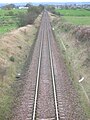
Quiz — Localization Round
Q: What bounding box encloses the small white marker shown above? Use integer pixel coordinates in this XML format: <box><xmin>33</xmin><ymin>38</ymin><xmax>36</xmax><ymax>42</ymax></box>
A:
<box><xmin>16</xmin><ymin>73</ymin><xmax>21</xmax><ymax>79</ymax></box>
<box><xmin>52</xmin><ymin>28</ymin><xmax>55</xmax><ymax>30</ymax></box>
<box><xmin>18</xmin><ymin>73</ymin><xmax>21</xmax><ymax>76</ymax></box>
<box><xmin>79</xmin><ymin>77</ymin><xmax>84</xmax><ymax>83</ymax></box>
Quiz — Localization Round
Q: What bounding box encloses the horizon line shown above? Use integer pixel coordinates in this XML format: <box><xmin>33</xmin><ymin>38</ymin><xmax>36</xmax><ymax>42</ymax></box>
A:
<box><xmin>0</xmin><ymin>1</ymin><xmax>90</xmax><ymax>3</ymax></box>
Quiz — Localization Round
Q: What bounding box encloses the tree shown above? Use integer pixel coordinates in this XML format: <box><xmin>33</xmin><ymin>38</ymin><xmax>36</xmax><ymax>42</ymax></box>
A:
<box><xmin>2</xmin><ymin>4</ymin><xmax>16</xmax><ymax>10</ymax></box>
<box><xmin>18</xmin><ymin>6</ymin><xmax>44</xmax><ymax>27</ymax></box>
<box><xmin>39</xmin><ymin>4</ymin><xmax>44</xmax><ymax>10</ymax></box>
<box><xmin>46</xmin><ymin>6</ymin><xmax>55</xmax><ymax>13</ymax></box>
<box><xmin>25</xmin><ymin>3</ymin><xmax>32</xmax><ymax>8</ymax></box>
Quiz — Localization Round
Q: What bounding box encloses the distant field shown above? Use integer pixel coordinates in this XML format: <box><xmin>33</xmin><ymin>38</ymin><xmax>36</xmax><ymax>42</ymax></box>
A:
<box><xmin>56</xmin><ymin>9</ymin><xmax>90</xmax><ymax>25</ymax></box>
<box><xmin>63</xmin><ymin>16</ymin><xmax>90</xmax><ymax>25</ymax></box>
<box><xmin>0</xmin><ymin>9</ymin><xmax>27</xmax><ymax>35</ymax></box>
<box><xmin>56</xmin><ymin>9</ymin><xmax>90</xmax><ymax>16</ymax></box>
<box><xmin>0</xmin><ymin>9</ymin><xmax>27</xmax><ymax>16</ymax></box>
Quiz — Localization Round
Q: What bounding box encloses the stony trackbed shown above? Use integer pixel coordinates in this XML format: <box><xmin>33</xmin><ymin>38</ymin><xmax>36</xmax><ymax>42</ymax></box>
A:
<box><xmin>12</xmin><ymin>11</ymin><xmax>85</xmax><ymax>120</ymax></box>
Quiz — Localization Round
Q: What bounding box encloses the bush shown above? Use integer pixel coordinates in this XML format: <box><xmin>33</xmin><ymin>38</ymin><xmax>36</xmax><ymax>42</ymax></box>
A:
<box><xmin>73</xmin><ymin>27</ymin><xmax>90</xmax><ymax>42</ymax></box>
<box><xmin>9</xmin><ymin>56</ymin><xmax>15</xmax><ymax>62</ymax></box>
<box><xmin>17</xmin><ymin>46</ymin><xmax>22</xmax><ymax>49</ymax></box>
<box><xmin>8</xmin><ymin>11</ymin><xmax>14</xmax><ymax>16</ymax></box>
<box><xmin>17</xmin><ymin>12</ymin><xmax>37</xmax><ymax>27</ymax></box>
<box><xmin>46</xmin><ymin>6</ymin><xmax>55</xmax><ymax>13</ymax></box>
<box><xmin>17</xmin><ymin>6</ymin><xmax>44</xmax><ymax>27</ymax></box>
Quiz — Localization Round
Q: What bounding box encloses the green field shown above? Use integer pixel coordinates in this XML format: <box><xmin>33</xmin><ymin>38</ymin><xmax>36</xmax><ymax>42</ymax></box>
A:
<box><xmin>0</xmin><ymin>9</ymin><xmax>27</xmax><ymax>16</ymax></box>
<box><xmin>0</xmin><ymin>16</ymin><xmax>17</xmax><ymax>34</ymax></box>
<box><xmin>56</xmin><ymin>9</ymin><xmax>90</xmax><ymax>25</ymax></box>
<box><xmin>63</xmin><ymin>16</ymin><xmax>90</xmax><ymax>25</ymax></box>
<box><xmin>56</xmin><ymin>9</ymin><xmax>90</xmax><ymax>16</ymax></box>
<box><xmin>0</xmin><ymin>9</ymin><xmax>27</xmax><ymax>35</ymax></box>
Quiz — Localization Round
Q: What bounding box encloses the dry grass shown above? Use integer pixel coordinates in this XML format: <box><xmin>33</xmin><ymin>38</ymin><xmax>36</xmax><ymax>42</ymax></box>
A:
<box><xmin>50</xmin><ymin>14</ymin><xmax>90</xmax><ymax>119</ymax></box>
<box><xmin>0</xmin><ymin>14</ymin><xmax>41</xmax><ymax>120</ymax></box>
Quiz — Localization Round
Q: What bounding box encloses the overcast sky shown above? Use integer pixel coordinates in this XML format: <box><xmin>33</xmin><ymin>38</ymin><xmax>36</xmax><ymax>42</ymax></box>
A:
<box><xmin>0</xmin><ymin>0</ymin><xmax>90</xmax><ymax>3</ymax></box>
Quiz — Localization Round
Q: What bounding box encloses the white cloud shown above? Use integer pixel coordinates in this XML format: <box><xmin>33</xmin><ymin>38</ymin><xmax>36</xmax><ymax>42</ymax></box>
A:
<box><xmin>0</xmin><ymin>0</ymin><xmax>90</xmax><ymax>3</ymax></box>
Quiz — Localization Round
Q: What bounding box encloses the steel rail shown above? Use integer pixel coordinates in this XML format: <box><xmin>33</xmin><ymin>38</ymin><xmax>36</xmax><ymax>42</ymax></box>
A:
<box><xmin>46</xmin><ymin>13</ymin><xmax>59</xmax><ymax>120</ymax></box>
<box><xmin>32</xmin><ymin>11</ymin><xmax>59</xmax><ymax>120</ymax></box>
<box><xmin>32</xmin><ymin>28</ymin><xmax>43</xmax><ymax>120</ymax></box>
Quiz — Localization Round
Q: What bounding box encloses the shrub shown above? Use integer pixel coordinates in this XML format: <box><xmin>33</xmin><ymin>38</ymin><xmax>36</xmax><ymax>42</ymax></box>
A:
<box><xmin>73</xmin><ymin>27</ymin><xmax>90</xmax><ymax>42</ymax></box>
<box><xmin>8</xmin><ymin>11</ymin><xmax>14</xmax><ymax>16</ymax></box>
<box><xmin>18</xmin><ymin>46</ymin><xmax>22</xmax><ymax>49</ymax></box>
<box><xmin>17</xmin><ymin>6</ymin><xmax>44</xmax><ymax>27</ymax></box>
<box><xmin>9</xmin><ymin>56</ymin><xmax>15</xmax><ymax>62</ymax></box>
<box><xmin>17</xmin><ymin>12</ymin><xmax>37</xmax><ymax>27</ymax></box>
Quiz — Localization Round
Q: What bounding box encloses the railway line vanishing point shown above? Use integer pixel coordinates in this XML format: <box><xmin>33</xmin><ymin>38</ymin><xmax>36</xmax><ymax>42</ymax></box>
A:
<box><xmin>13</xmin><ymin>11</ymin><xmax>85</xmax><ymax>120</ymax></box>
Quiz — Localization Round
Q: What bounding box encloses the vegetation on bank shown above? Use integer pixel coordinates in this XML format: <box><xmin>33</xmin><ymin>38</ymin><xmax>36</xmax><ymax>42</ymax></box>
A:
<box><xmin>0</xmin><ymin>5</ymin><xmax>43</xmax><ymax>120</ymax></box>
<box><xmin>0</xmin><ymin>25</ymin><xmax>37</xmax><ymax>119</ymax></box>
<box><xmin>0</xmin><ymin>5</ymin><xmax>44</xmax><ymax>35</ymax></box>
<box><xmin>0</xmin><ymin>9</ymin><xmax>27</xmax><ymax>35</ymax></box>
<box><xmin>17</xmin><ymin>5</ymin><xmax>44</xmax><ymax>27</ymax></box>
<box><xmin>50</xmin><ymin>13</ymin><xmax>90</xmax><ymax>119</ymax></box>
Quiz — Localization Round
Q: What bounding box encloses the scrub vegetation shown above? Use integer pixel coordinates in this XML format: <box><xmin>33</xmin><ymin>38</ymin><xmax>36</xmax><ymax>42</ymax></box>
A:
<box><xmin>49</xmin><ymin>12</ymin><xmax>90</xmax><ymax>119</ymax></box>
<box><xmin>0</xmin><ymin>5</ymin><xmax>43</xmax><ymax>119</ymax></box>
<box><xmin>0</xmin><ymin>5</ymin><xmax>44</xmax><ymax>35</ymax></box>
<box><xmin>0</xmin><ymin>9</ymin><xmax>27</xmax><ymax>35</ymax></box>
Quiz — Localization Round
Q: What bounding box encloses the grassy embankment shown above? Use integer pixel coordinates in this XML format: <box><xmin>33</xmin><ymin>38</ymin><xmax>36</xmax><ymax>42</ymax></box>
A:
<box><xmin>0</xmin><ymin>9</ymin><xmax>27</xmax><ymax>35</ymax></box>
<box><xmin>50</xmin><ymin>9</ymin><xmax>90</xmax><ymax>119</ymax></box>
<box><xmin>0</xmin><ymin>9</ymin><xmax>41</xmax><ymax>120</ymax></box>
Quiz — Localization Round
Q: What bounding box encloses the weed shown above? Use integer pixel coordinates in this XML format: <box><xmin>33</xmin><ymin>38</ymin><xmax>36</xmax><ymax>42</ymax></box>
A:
<box><xmin>9</xmin><ymin>56</ymin><xmax>15</xmax><ymax>62</ymax></box>
<box><xmin>17</xmin><ymin>46</ymin><xmax>22</xmax><ymax>49</ymax></box>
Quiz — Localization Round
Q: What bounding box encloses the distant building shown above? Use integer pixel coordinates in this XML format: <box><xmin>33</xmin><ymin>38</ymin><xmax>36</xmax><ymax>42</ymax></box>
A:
<box><xmin>19</xmin><ymin>7</ymin><xmax>28</xmax><ymax>9</ymax></box>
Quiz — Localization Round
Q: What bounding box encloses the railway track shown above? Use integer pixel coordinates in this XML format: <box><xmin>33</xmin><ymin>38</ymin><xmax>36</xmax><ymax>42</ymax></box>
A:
<box><xmin>13</xmin><ymin>11</ymin><xmax>85</xmax><ymax>120</ymax></box>
<box><xmin>32</xmin><ymin>11</ymin><xmax>59</xmax><ymax>120</ymax></box>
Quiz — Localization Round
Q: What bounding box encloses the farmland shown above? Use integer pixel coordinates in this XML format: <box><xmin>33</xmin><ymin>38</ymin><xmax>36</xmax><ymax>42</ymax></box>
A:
<box><xmin>55</xmin><ymin>9</ymin><xmax>90</xmax><ymax>25</ymax></box>
<box><xmin>63</xmin><ymin>16</ymin><xmax>90</xmax><ymax>25</ymax></box>
<box><xmin>56</xmin><ymin>9</ymin><xmax>90</xmax><ymax>16</ymax></box>
<box><xmin>0</xmin><ymin>9</ymin><xmax>27</xmax><ymax>35</ymax></box>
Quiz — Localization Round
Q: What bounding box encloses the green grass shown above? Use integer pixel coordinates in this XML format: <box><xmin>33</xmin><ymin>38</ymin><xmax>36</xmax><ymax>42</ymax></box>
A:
<box><xmin>0</xmin><ymin>9</ymin><xmax>27</xmax><ymax>16</ymax></box>
<box><xmin>56</xmin><ymin>9</ymin><xmax>90</xmax><ymax>16</ymax></box>
<box><xmin>55</xmin><ymin>9</ymin><xmax>90</xmax><ymax>25</ymax></box>
<box><xmin>0</xmin><ymin>88</ymin><xmax>13</xmax><ymax>120</ymax></box>
<box><xmin>63</xmin><ymin>16</ymin><xmax>90</xmax><ymax>25</ymax></box>
<box><xmin>0</xmin><ymin>23</ymin><xmax>17</xmax><ymax>35</ymax></box>
<box><xmin>0</xmin><ymin>9</ymin><xmax>27</xmax><ymax>35</ymax></box>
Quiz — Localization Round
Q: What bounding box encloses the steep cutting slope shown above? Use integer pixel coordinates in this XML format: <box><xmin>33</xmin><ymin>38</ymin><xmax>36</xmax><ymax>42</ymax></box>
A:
<box><xmin>0</xmin><ymin>14</ymin><xmax>41</xmax><ymax>120</ymax></box>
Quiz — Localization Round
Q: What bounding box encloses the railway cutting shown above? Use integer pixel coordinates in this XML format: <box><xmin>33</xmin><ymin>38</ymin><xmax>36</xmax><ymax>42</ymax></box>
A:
<box><xmin>12</xmin><ymin>10</ymin><xmax>85</xmax><ymax>120</ymax></box>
